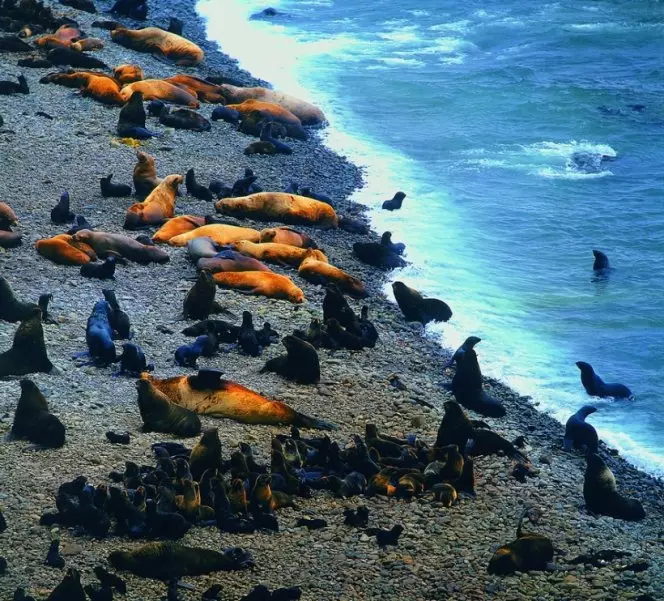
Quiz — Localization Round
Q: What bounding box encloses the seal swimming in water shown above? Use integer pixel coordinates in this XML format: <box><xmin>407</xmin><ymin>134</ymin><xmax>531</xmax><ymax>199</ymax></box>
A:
<box><xmin>564</xmin><ymin>406</ymin><xmax>598</xmax><ymax>453</ymax></box>
<box><xmin>10</xmin><ymin>379</ymin><xmax>65</xmax><ymax>448</ymax></box>
<box><xmin>392</xmin><ymin>281</ymin><xmax>451</xmax><ymax>324</ymax></box>
<box><xmin>575</xmin><ymin>361</ymin><xmax>632</xmax><ymax>399</ymax></box>
<box><xmin>0</xmin><ymin>309</ymin><xmax>55</xmax><ymax>378</ymax></box>
<box><xmin>592</xmin><ymin>249</ymin><xmax>612</xmax><ymax>274</ymax></box>
<box><xmin>135</xmin><ymin>379</ymin><xmax>201</xmax><ymax>437</ymax></box>
<box><xmin>584</xmin><ymin>453</ymin><xmax>645</xmax><ymax>521</ymax></box>
<box><xmin>382</xmin><ymin>192</ymin><xmax>406</xmax><ymax>211</ymax></box>
<box><xmin>261</xmin><ymin>335</ymin><xmax>320</xmax><ymax>384</ymax></box>
<box><xmin>141</xmin><ymin>370</ymin><xmax>336</xmax><ymax>429</ymax></box>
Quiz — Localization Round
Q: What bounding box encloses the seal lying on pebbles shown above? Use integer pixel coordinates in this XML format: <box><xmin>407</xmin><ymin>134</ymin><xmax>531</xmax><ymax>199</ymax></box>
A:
<box><xmin>100</xmin><ymin>174</ymin><xmax>132</xmax><ymax>197</ymax></box>
<box><xmin>36</xmin><ymin>233</ymin><xmax>96</xmax><ymax>265</ymax></box>
<box><xmin>299</xmin><ymin>249</ymin><xmax>367</xmax><ymax>298</ymax></box>
<box><xmin>111</xmin><ymin>27</ymin><xmax>205</xmax><ymax>66</ymax></box>
<box><xmin>0</xmin><ymin>74</ymin><xmax>29</xmax><ymax>95</ymax></box>
<box><xmin>168</xmin><ymin>224</ymin><xmax>260</xmax><ymax>247</ymax></box>
<box><xmin>213</xmin><ymin>271</ymin><xmax>305</xmax><ymax>304</ymax></box>
<box><xmin>136</xmin><ymin>379</ymin><xmax>202</xmax><ymax>437</ymax></box>
<box><xmin>564</xmin><ymin>405</ymin><xmax>598</xmax><ymax>453</ymax></box>
<box><xmin>575</xmin><ymin>361</ymin><xmax>632</xmax><ymax>399</ymax></box>
<box><xmin>40</xmin><ymin>71</ymin><xmax>125</xmax><ymax>106</ymax></box>
<box><xmin>47</xmin><ymin>46</ymin><xmax>108</xmax><ymax>69</ymax></box>
<box><xmin>163</xmin><ymin>74</ymin><xmax>226</xmax><ymax>103</ymax></box>
<box><xmin>80</xmin><ymin>256</ymin><xmax>116</xmax><ymax>280</ymax></box>
<box><xmin>141</xmin><ymin>370</ymin><xmax>336</xmax><ymax>429</ymax></box>
<box><xmin>72</xmin><ymin>230</ymin><xmax>169</xmax><ymax>264</ymax></box>
<box><xmin>259</xmin><ymin>226</ymin><xmax>317</xmax><ymax>248</ymax></box>
<box><xmin>120</xmin><ymin>79</ymin><xmax>200</xmax><ymax>108</ymax></box>
<box><xmin>158</xmin><ymin>105</ymin><xmax>211</xmax><ymax>132</ymax></box>
<box><xmin>392</xmin><ymin>281</ymin><xmax>451</xmax><ymax>324</ymax></box>
<box><xmin>198</xmin><ymin>249</ymin><xmax>272</xmax><ymax>274</ymax></box>
<box><xmin>487</xmin><ymin>509</ymin><xmax>554</xmax><ymax>575</ymax></box>
<box><xmin>0</xmin><ymin>309</ymin><xmax>55</xmax><ymax>378</ymax></box>
<box><xmin>0</xmin><ymin>201</ymin><xmax>18</xmax><ymax>228</ymax></box>
<box><xmin>114</xmin><ymin>63</ymin><xmax>144</xmax><ymax>83</ymax></box>
<box><xmin>9</xmin><ymin>379</ymin><xmax>65</xmax><ymax>448</ymax></box>
<box><xmin>0</xmin><ymin>276</ymin><xmax>38</xmax><ymax>322</ymax></box>
<box><xmin>124</xmin><ymin>174</ymin><xmax>182</xmax><ymax>230</ymax></box>
<box><xmin>153</xmin><ymin>215</ymin><xmax>205</xmax><ymax>243</ymax></box>
<box><xmin>353</xmin><ymin>232</ymin><xmax>406</xmax><ymax>270</ymax></box>
<box><xmin>261</xmin><ymin>335</ymin><xmax>320</xmax><ymax>384</ymax></box>
<box><xmin>584</xmin><ymin>453</ymin><xmax>645</xmax><ymax>521</ymax></box>
<box><xmin>234</xmin><ymin>240</ymin><xmax>320</xmax><ymax>267</ymax></box>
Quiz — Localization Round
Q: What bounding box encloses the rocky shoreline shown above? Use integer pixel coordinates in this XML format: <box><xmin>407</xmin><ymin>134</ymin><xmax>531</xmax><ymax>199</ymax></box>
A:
<box><xmin>0</xmin><ymin>1</ymin><xmax>663</xmax><ymax>600</ymax></box>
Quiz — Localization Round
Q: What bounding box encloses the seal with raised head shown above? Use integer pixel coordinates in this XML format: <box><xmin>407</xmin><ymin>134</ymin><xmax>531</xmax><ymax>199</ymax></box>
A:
<box><xmin>100</xmin><ymin>174</ymin><xmax>132</xmax><ymax>197</ymax></box>
<box><xmin>113</xmin><ymin>64</ymin><xmax>144</xmax><ymax>84</ymax></box>
<box><xmin>213</xmin><ymin>271</ymin><xmax>304</xmax><ymax>304</ymax></box>
<box><xmin>564</xmin><ymin>405</ymin><xmax>598</xmax><ymax>453</ymax></box>
<box><xmin>111</xmin><ymin>26</ymin><xmax>204</xmax><ymax>65</ymax></box>
<box><xmin>299</xmin><ymin>249</ymin><xmax>367</xmax><ymax>298</ymax></box>
<box><xmin>124</xmin><ymin>174</ymin><xmax>183</xmax><ymax>230</ymax></box>
<box><xmin>185</xmin><ymin>169</ymin><xmax>214</xmax><ymax>201</ymax></box>
<box><xmin>117</xmin><ymin>90</ymin><xmax>159</xmax><ymax>139</ymax></box>
<box><xmin>85</xmin><ymin>300</ymin><xmax>117</xmax><ymax>365</ymax></box>
<box><xmin>10</xmin><ymin>379</ymin><xmax>65</xmax><ymax>448</ymax></box>
<box><xmin>184</xmin><ymin>270</ymin><xmax>222</xmax><ymax>320</ymax></box>
<box><xmin>392</xmin><ymin>281</ymin><xmax>451</xmax><ymax>324</ymax></box>
<box><xmin>261</xmin><ymin>335</ymin><xmax>320</xmax><ymax>384</ymax></box>
<box><xmin>353</xmin><ymin>234</ymin><xmax>406</xmax><ymax>270</ymax></box>
<box><xmin>0</xmin><ymin>309</ymin><xmax>55</xmax><ymax>378</ymax></box>
<box><xmin>133</xmin><ymin>151</ymin><xmax>162</xmax><ymax>197</ymax></box>
<box><xmin>382</xmin><ymin>191</ymin><xmax>406</xmax><ymax>211</ymax></box>
<box><xmin>136</xmin><ymin>379</ymin><xmax>201</xmax><ymax>437</ymax></box>
<box><xmin>0</xmin><ymin>277</ymin><xmax>38</xmax><ymax>322</ymax></box>
<box><xmin>592</xmin><ymin>249</ymin><xmax>611</xmax><ymax>272</ymax></box>
<box><xmin>189</xmin><ymin>427</ymin><xmax>223</xmax><ymax>480</ymax></box>
<box><xmin>141</xmin><ymin>370</ymin><xmax>335</xmax><ymax>429</ymax></box>
<box><xmin>575</xmin><ymin>361</ymin><xmax>632</xmax><ymax>399</ymax></box>
<box><xmin>584</xmin><ymin>453</ymin><xmax>645</xmax><ymax>521</ymax></box>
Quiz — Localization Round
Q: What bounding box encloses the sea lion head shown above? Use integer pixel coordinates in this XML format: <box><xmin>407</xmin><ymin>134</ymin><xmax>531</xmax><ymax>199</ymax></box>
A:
<box><xmin>463</xmin><ymin>336</ymin><xmax>482</xmax><ymax>350</ymax></box>
<box><xmin>578</xmin><ymin>405</ymin><xmax>597</xmax><ymax>418</ymax></box>
<box><xmin>71</xmin><ymin>229</ymin><xmax>93</xmax><ymax>244</ymax></box>
<box><xmin>163</xmin><ymin>174</ymin><xmax>184</xmax><ymax>190</ymax></box>
<box><xmin>575</xmin><ymin>361</ymin><xmax>593</xmax><ymax>374</ymax></box>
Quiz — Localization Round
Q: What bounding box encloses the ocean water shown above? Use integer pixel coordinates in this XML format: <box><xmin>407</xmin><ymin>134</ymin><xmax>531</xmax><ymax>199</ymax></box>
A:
<box><xmin>197</xmin><ymin>0</ymin><xmax>664</xmax><ymax>476</ymax></box>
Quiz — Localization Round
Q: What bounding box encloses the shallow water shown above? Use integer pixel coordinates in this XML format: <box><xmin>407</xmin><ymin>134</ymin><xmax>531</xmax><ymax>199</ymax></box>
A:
<box><xmin>198</xmin><ymin>0</ymin><xmax>664</xmax><ymax>475</ymax></box>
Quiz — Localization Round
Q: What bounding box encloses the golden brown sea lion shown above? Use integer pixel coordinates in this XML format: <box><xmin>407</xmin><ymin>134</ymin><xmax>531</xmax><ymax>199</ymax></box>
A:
<box><xmin>133</xmin><ymin>151</ymin><xmax>162</xmax><ymax>197</ymax></box>
<box><xmin>233</xmin><ymin>240</ymin><xmax>324</xmax><ymax>267</ymax></box>
<box><xmin>136</xmin><ymin>379</ymin><xmax>201</xmax><ymax>437</ymax></box>
<box><xmin>119</xmin><ymin>79</ymin><xmax>200</xmax><ymax>108</ymax></box>
<box><xmin>167</xmin><ymin>224</ymin><xmax>260</xmax><ymax>247</ymax></box>
<box><xmin>141</xmin><ymin>370</ymin><xmax>336</xmax><ymax>429</ymax></box>
<box><xmin>212</xmin><ymin>271</ymin><xmax>304</xmax><ymax>303</ymax></box>
<box><xmin>152</xmin><ymin>215</ymin><xmax>205</xmax><ymax>243</ymax></box>
<box><xmin>70</xmin><ymin>38</ymin><xmax>104</xmax><ymax>52</ymax></box>
<box><xmin>163</xmin><ymin>75</ymin><xmax>226</xmax><ymax>103</ymax></box>
<box><xmin>35</xmin><ymin>234</ymin><xmax>96</xmax><ymax>265</ymax></box>
<box><xmin>72</xmin><ymin>230</ymin><xmax>170</xmax><ymax>264</ymax></box>
<box><xmin>34</xmin><ymin>25</ymin><xmax>82</xmax><ymax>49</ymax></box>
<box><xmin>259</xmin><ymin>226</ymin><xmax>317</xmax><ymax>249</ymax></box>
<box><xmin>113</xmin><ymin>64</ymin><xmax>145</xmax><ymax>84</ymax></box>
<box><xmin>111</xmin><ymin>26</ymin><xmax>205</xmax><ymax>66</ymax></box>
<box><xmin>0</xmin><ymin>309</ymin><xmax>55</xmax><ymax>379</ymax></box>
<box><xmin>298</xmin><ymin>249</ymin><xmax>367</xmax><ymax>297</ymax></box>
<box><xmin>40</xmin><ymin>71</ymin><xmax>125</xmax><ymax>106</ymax></box>
<box><xmin>124</xmin><ymin>174</ymin><xmax>183</xmax><ymax>230</ymax></box>
<box><xmin>215</xmin><ymin>193</ymin><xmax>338</xmax><ymax>229</ymax></box>
<box><xmin>0</xmin><ymin>202</ymin><xmax>18</xmax><ymax>226</ymax></box>
<box><xmin>189</xmin><ymin>427</ymin><xmax>223</xmax><ymax>480</ymax></box>
<box><xmin>226</xmin><ymin>99</ymin><xmax>304</xmax><ymax>136</ymax></box>
<box><xmin>219</xmin><ymin>84</ymin><xmax>326</xmax><ymax>126</ymax></box>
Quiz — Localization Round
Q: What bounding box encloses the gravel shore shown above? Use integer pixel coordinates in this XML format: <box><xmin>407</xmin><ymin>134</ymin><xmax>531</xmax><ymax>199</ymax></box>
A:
<box><xmin>0</xmin><ymin>1</ymin><xmax>663</xmax><ymax>600</ymax></box>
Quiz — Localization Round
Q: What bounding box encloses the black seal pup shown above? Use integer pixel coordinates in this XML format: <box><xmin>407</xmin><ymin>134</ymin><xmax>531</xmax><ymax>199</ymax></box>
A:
<box><xmin>261</xmin><ymin>335</ymin><xmax>320</xmax><ymax>384</ymax></box>
<box><xmin>487</xmin><ymin>509</ymin><xmax>554</xmax><ymax>575</ymax></box>
<box><xmin>100</xmin><ymin>174</ymin><xmax>132</xmax><ymax>197</ymax></box>
<box><xmin>564</xmin><ymin>405</ymin><xmax>598</xmax><ymax>453</ymax></box>
<box><xmin>102</xmin><ymin>289</ymin><xmax>132</xmax><ymax>340</ymax></box>
<box><xmin>381</xmin><ymin>191</ymin><xmax>406</xmax><ymax>211</ymax></box>
<box><xmin>10</xmin><ymin>379</ymin><xmax>65</xmax><ymax>448</ymax></box>
<box><xmin>392</xmin><ymin>281</ymin><xmax>452</xmax><ymax>324</ymax></box>
<box><xmin>185</xmin><ymin>168</ymin><xmax>214</xmax><ymax>201</ymax></box>
<box><xmin>575</xmin><ymin>361</ymin><xmax>632</xmax><ymax>398</ymax></box>
<box><xmin>80</xmin><ymin>256</ymin><xmax>116</xmax><ymax>279</ymax></box>
<box><xmin>0</xmin><ymin>309</ymin><xmax>55</xmax><ymax>378</ymax></box>
<box><xmin>47</xmin><ymin>47</ymin><xmax>108</xmax><ymax>69</ymax></box>
<box><xmin>353</xmin><ymin>233</ymin><xmax>406</xmax><ymax>270</ymax></box>
<box><xmin>584</xmin><ymin>453</ymin><xmax>645</xmax><ymax>521</ymax></box>
<box><xmin>174</xmin><ymin>336</ymin><xmax>211</xmax><ymax>368</ymax></box>
<box><xmin>47</xmin><ymin>568</ymin><xmax>86</xmax><ymax>600</ymax></box>
<box><xmin>115</xmin><ymin>342</ymin><xmax>153</xmax><ymax>376</ymax></box>
<box><xmin>0</xmin><ymin>74</ymin><xmax>29</xmax><ymax>95</ymax></box>
<box><xmin>50</xmin><ymin>191</ymin><xmax>75</xmax><ymax>224</ymax></box>
<box><xmin>85</xmin><ymin>300</ymin><xmax>116</xmax><ymax>365</ymax></box>
<box><xmin>67</xmin><ymin>215</ymin><xmax>95</xmax><ymax>235</ymax></box>
<box><xmin>160</xmin><ymin>106</ymin><xmax>211</xmax><ymax>132</ymax></box>
<box><xmin>211</xmin><ymin>105</ymin><xmax>240</xmax><ymax>124</ymax></box>
<box><xmin>183</xmin><ymin>270</ymin><xmax>225</xmax><ymax>320</ymax></box>
<box><xmin>117</xmin><ymin>90</ymin><xmax>159</xmax><ymax>139</ymax></box>
<box><xmin>259</xmin><ymin>121</ymin><xmax>292</xmax><ymax>154</ymax></box>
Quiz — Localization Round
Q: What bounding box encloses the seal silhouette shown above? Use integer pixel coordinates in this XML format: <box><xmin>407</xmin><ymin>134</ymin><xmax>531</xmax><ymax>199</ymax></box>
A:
<box><xmin>575</xmin><ymin>361</ymin><xmax>632</xmax><ymax>399</ymax></box>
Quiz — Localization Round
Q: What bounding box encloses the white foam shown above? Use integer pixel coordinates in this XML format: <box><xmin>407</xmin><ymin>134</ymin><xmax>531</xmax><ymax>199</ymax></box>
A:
<box><xmin>376</xmin><ymin>57</ymin><xmax>425</xmax><ymax>67</ymax></box>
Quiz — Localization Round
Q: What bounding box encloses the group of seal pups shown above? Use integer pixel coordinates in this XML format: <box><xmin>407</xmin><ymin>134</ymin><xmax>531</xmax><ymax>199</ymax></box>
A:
<box><xmin>0</xmin><ymin>0</ymin><xmax>652</xmax><ymax>599</ymax></box>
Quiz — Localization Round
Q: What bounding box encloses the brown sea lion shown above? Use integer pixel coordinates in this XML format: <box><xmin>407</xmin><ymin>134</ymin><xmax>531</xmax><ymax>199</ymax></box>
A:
<box><xmin>111</xmin><ymin>27</ymin><xmax>205</xmax><ymax>65</ymax></box>
<box><xmin>124</xmin><ymin>174</ymin><xmax>183</xmax><ymax>229</ymax></box>
<box><xmin>261</xmin><ymin>335</ymin><xmax>320</xmax><ymax>384</ymax></box>
<box><xmin>197</xmin><ymin>250</ymin><xmax>272</xmax><ymax>274</ymax></box>
<box><xmin>167</xmin><ymin>224</ymin><xmax>260</xmax><ymax>247</ymax></box>
<box><xmin>0</xmin><ymin>309</ymin><xmax>55</xmax><ymax>379</ymax></box>
<box><xmin>212</xmin><ymin>271</ymin><xmax>304</xmax><ymax>303</ymax></box>
<box><xmin>215</xmin><ymin>193</ymin><xmax>338</xmax><ymax>229</ymax></box>
<box><xmin>0</xmin><ymin>277</ymin><xmax>38</xmax><ymax>322</ymax></box>
<box><xmin>72</xmin><ymin>230</ymin><xmax>170</xmax><ymax>264</ymax></box>
<box><xmin>135</xmin><ymin>379</ymin><xmax>201</xmax><ymax>437</ymax></box>
<box><xmin>233</xmin><ymin>240</ymin><xmax>323</xmax><ymax>267</ymax></box>
<box><xmin>0</xmin><ymin>202</ymin><xmax>18</xmax><ymax>227</ymax></box>
<box><xmin>133</xmin><ymin>151</ymin><xmax>162</xmax><ymax>197</ymax></box>
<box><xmin>70</xmin><ymin>38</ymin><xmax>104</xmax><ymax>52</ymax></box>
<box><xmin>10</xmin><ymin>379</ymin><xmax>65</xmax><ymax>448</ymax></box>
<box><xmin>35</xmin><ymin>25</ymin><xmax>82</xmax><ymax>49</ymax></box>
<box><xmin>0</xmin><ymin>231</ymin><xmax>21</xmax><ymax>248</ymax></box>
<box><xmin>152</xmin><ymin>215</ymin><xmax>205</xmax><ymax>243</ymax></box>
<box><xmin>183</xmin><ymin>270</ymin><xmax>223</xmax><ymax>320</ymax></box>
<box><xmin>219</xmin><ymin>84</ymin><xmax>326</xmax><ymax>126</ymax></box>
<box><xmin>163</xmin><ymin>75</ymin><xmax>226</xmax><ymax>103</ymax></box>
<box><xmin>35</xmin><ymin>234</ymin><xmax>97</xmax><ymax>265</ymax></box>
<box><xmin>119</xmin><ymin>79</ymin><xmax>200</xmax><ymax>107</ymax></box>
<box><xmin>189</xmin><ymin>427</ymin><xmax>223</xmax><ymax>480</ymax></box>
<box><xmin>40</xmin><ymin>71</ymin><xmax>125</xmax><ymax>106</ymax></box>
<box><xmin>141</xmin><ymin>370</ymin><xmax>336</xmax><ymax>429</ymax></box>
<box><xmin>259</xmin><ymin>226</ymin><xmax>317</xmax><ymax>249</ymax></box>
<box><xmin>229</xmin><ymin>100</ymin><xmax>306</xmax><ymax>139</ymax></box>
<box><xmin>113</xmin><ymin>64</ymin><xmax>145</xmax><ymax>84</ymax></box>
<box><xmin>299</xmin><ymin>249</ymin><xmax>367</xmax><ymax>298</ymax></box>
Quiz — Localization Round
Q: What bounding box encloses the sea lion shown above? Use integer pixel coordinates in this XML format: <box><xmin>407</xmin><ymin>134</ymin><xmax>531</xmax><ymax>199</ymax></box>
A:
<box><xmin>124</xmin><ymin>174</ymin><xmax>183</xmax><ymax>229</ymax></box>
<box><xmin>142</xmin><ymin>370</ymin><xmax>335</xmax><ymax>429</ymax></box>
<box><xmin>113</xmin><ymin>64</ymin><xmax>144</xmax><ymax>84</ymax></box>
<box><xmin>592</xmin><ymin>249</ymin><xmax>611</xmax><ymax>272</ymax></box>
<box><xmin>392</xmin><ymin>281</ymin><xmax>452</xmax><ymax>324</ymax></box>
<box><xmin>185</xmin><ymin>168</ymin><xmax>213</xmax><ymax>201</ymax></box>
<box><xmin>258</xmin><ymin>121</ymin><xmax>293</xmax><ymax>153</ymax></box>
<box><xmin>0</xmin><ymin>74</ymin><xmax>28</xmax><ymax>95</ymax></box>
<box><xmin>0</xmin><ymin>36</ymin><xmax>32</xmax><ymax>52</ymax></box>
<box><xmin>382</xmin><ymin>191</ymin><xmax>406</xmax><ymax>211</ymax></box>
<box><xmin>564</xmin><ymin>406</ymin><xmax>598</xmax><ymax>453</ymax></box>
<box><xmin>50</xmin><ymin>191</ymin><xmax>75</xmax><ymax>224</ymax></box>
<box><xmin>189</xmin><ymin>427</ymin><xmax>223</xmax><ymax>480</ymax></box>
<box><xmin>0</xmin><ymin>277</ymin><xmax>38</xmax><ymax>322</ymax></box>
<box><xmin>299</xmin><ymin>249</ymin><xmax>366</xmax><ymax>298</ymax></box>
<box><xmin>353</xmin><ymin>234</ymin><xmax>406</xmax><ymax>270</ymax></box>
<box><xmin>47</xmin><ymin>47</ymin><xmax>108</xmax><ymax>69</ymax></box>
<box><xmin>575</xmin><ymin>361</ymin><xmax>632</xmax><ymax>399</ymax></box>
<box><xmin>229</xmin><ymin>99</ymin><xmax>306</xmax><ymax>139</ymax></box>
<box><xmin>102</xmin><ymin>289</ymin><xmax>132</xmax><ymax>339</ymax></box>
<box><xmin>0</xmin><ymin>309</ymin><xmax>55</xmax><ymax>378</ymax></box>
<box><xmin>70</xmin><ymin>38</ymin><xmax>104</xmax><ymax>52</ymax></box>
<box><xmin>339</xmin><ymin>215</ymin><xmax>369</xmax><ymax>235</ymax></box>
<box><xmin>261</xmin><ymin>335</ymin><xmax>320</xmax><ymax>384</ymax></box>
<box><xmin>218</xmin><ymin>84</ymin><xmax>326</xmax><ymax>126</ymax></box>
<box><xmin>233</xmin><ymin>240</ymin><xmax>319</xmax><ymax>267</ymax></box>
<box><xmin>216</xmin><ymin>192</ymin><xmax>338</xmax><ymax>229</ymax></box>
<box><xmin>119</xmin><ymin>79</ymin><xmax>199</xmax><ymax>107</ymax></box>
<box><xmin>115</xmin><ymin>342</ymin><xmax>152</xmax><ymax>376</ymax></box>
<box><xmin>213</xmin><ymin>271</ymin><xmax>304</xmax><ymax>303</ymax></box>
<box><xmin>244</xmin><ymin>140</ymin><xmax>278</xmax><ymax>156</ymax></box>
<box><xmin>175</xmin><ymin>335</ymin><xmax>212</xmax><ymax>367</ymax></box>
<box><xmin>111</xmin><ymin>27</ymin><xmax>204</xmax><ymax>65</ymax></box>
<box><xmin>159</xmin><ymin>106</ymin><xmax>211</xmax><ymax>131</ymax></box>
<box><xmin>168</xmin><ymin>17</ymin><xmax>184</xmax><ymax>36</ymax></box>
<box><xmin>133</xmin><ymin>151</ymin><xmax>162</xmax><ymax>197</ymax></box>
<box><xmin>117</xmin><ymin>90</ymin><xmax>159</xmax><ymax>139</ymax></box>
<box><xmin>85</xmin><ymin>300</ymin><xmax>117</xmax><ymax>364</ymax></box>
<box><xmin>36</xmin><ymin>234</ymin><xmax>96</xmax><ymax>265</ymax></box>
<box><xmin>80</xmin><ymin>256</ymin><xmax>116</xmax><ymax>279</ymax></box>
<box><xmin>187</xmin><ymin>237</ymin><xmax>221</xmax><ymax>262</ymax></box>
<box><xmin>198</xmin><ymin>249</ymin><xmax>272</xmax><ymax>274</ymax></box>
<box><xmin>0</xmin><ymin>202</ymin><xmax>18</xmax><ymax>228</ymax></box>
<box><xmin>584</xmin><ymin>453</ymin><xmax>645</xmax><ymax>521</ymax></box>
<box><xmin>46</xmin><ymin>568</ymin><xmax>86</xmax><ymax>601</ymax></box>
<box><xmin>210</xmin><ymin>105</ymin><xmax>240</xmax><ymax>124</ymax></box>
<box><xmin>167</xmin><ymin>224</ymin><xmax>260</xmax><ymax>247</ymax></box>
<box><xmin>487</xmin><ymin>509</ymin><xmax>554</xmax><ymax>575</ymax></box>
<box><xmin>322</xmin><ymin>284</ymin><xmax>362</xmax><ymax>334</ymax></box>
<box><xmin>259</xmin><ymin>227</ymin><xmax>317</xmax><ymax>249</ymax></box>
<box><xmin>10</xmin><ymin>379</ymin><xmax>65</xmax><ymax>448</ymax></box>
<box><xmin>72</xmin><ymin>230</ymin><xmax>170</xmax><ymax>264</ymax></box>
<box><xmin>136</xmin><ymin>379</ymin><xmax>201</xmax><ymax>437</ymax></box>
<box><xmin>152</xmin><ymin>215</ymin><xmax>205</xmax><ymax>243</ymax></box>
<box><xmin>435</xmin><ymin>400</ymin><xmax>475</xmax><ymax>450</ymax></box>
<box><xmin>100</xmin><ymin>174</ymin><xmax>132</xmax><ymax>197</ymax></box>
<box><xmin>184</xmin><ymin>270</ymin><xmax>222</xmax><ymax>320</ymax></box>
<box><xmin>163</xmin><ymin>74</ymin><xmax>226</xmax><ymax>103</ymax></box>
<box><xmin>18</xmin><ymin>55</ymin><xmax>54</xmax><ymax>68</ymax></box>
<box><xmin>41</xmin><ymin>70</ymin><xmax>124</xmax><ymax>105</ymax></box>
<box><xmin>109</xmin><ymin>0</ymin><xmax>146</xmax><ymax>19</ymax></box>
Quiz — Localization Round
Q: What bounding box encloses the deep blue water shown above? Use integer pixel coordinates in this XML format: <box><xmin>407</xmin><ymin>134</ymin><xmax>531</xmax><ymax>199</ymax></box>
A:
<box><xmin>198</xmin><ymin>0</ymin><xmax>664</xmax><ymax>475</ymax></box>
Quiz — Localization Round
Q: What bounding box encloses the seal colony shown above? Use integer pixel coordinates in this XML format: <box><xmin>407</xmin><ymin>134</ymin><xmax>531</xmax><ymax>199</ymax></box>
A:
<box><xmin>0</xmin><ymin>0</ymin><xmax>662</xmax><ymax>600</ymax></box>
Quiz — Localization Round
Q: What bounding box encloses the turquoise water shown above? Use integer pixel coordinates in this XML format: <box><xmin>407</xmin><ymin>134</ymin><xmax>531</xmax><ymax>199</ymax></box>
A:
<box><xmin>198</xmin><ymin>0</ymin><xmax>664</xmax><ymax>475</ymax></box>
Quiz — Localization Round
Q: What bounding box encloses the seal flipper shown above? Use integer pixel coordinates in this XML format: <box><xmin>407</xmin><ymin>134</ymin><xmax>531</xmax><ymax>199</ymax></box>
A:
<box><xmin>189</xmin><ymin>369</ymin><xmax>224</xmax><ymax>391</ymax></box>
<box><xmin>292</xmin><ymin>412</ymin><xmax>338</xmax><ymax>431</ymax></box>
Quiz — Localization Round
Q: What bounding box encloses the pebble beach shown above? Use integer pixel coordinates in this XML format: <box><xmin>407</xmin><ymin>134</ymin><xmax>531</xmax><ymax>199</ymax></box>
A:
<box><xmin>0</xmin><ymin>1</ymin><xmax>663</xmax><ymax>600</ymax></box>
